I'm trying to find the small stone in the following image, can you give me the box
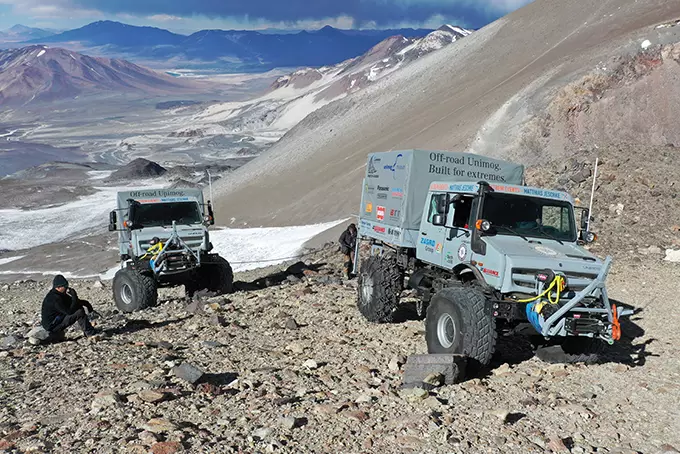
[346,410,369,422]
[129,381,153,391]
[172,362,205,384]
[401,387,429,402]
[202,341,222,349]
[1,284,9,291]
[490,409,510,423]
[659,444,680,454]
[253,427,272,440]
[186,301,204,314]
[91,390,122,411]
[363,438,374,449]
[151,441,183,454]
[355,393,373,404]
[285,317,299,330]
[548,436,569,453]
[93,280,104,289]
[279,417,298,430]
[286,343,304,354]
[143,418,177,434]
[138,390,167,403]
[388,355,406,372]
[209,315,226,327]
[396,436,424,449]
[423,373,444,387]
[303,359,319,370]
[1,335,19,349]
[138,431,158,446]
[26,326,49,343]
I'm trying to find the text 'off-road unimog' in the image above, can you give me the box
[356,150,631,370]
[108,188,233,313]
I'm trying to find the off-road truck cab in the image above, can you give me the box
[109,188,233,313]
[356,150,630,370]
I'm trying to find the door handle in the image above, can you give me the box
[421,232,427,236]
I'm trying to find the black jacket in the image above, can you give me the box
[339,229,357,254]
[41,289,93,330]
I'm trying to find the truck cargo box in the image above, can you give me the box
[358,150,524,248]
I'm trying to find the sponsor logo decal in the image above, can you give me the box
[367,156,381,177]
[458,244,467,261]
[420,238,436,247]
[482,268,499,277]
[389,209,401,219]
[383,153,407,179]
[377,185,390,191]
[391,187,404,198]
[387,227,401,238]
[376,206,386,221]
[377,193,388,200]
[364,183,375,194]
[373,226,386,234]
[365,202,373,213]
[435,243,443,253]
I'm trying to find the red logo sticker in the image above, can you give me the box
[376,206,386,221]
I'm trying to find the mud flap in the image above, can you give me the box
[401,354,467,388]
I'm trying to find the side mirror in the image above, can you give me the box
[108,211,117,232]
[432,214,446,226]
[435,194,448,214]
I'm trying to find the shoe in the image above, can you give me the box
[83,328,101,337]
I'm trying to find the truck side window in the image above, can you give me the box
[452,196,473,228]
[427,195,439,223]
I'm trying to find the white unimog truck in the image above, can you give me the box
[356,150,630,370]
[108,188,233,313]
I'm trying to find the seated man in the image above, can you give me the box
[40,275,98,342]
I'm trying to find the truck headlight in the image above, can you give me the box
[476,219,491,232]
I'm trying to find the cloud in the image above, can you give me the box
[0,0,533,28]
[148,14,182,22]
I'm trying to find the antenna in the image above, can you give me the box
[207,169,214,204]
[587,157,599,231]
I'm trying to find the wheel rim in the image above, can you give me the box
[120,283,133,306]
[437,313,456,349]
[360,273,374,307]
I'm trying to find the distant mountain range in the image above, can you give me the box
[21,20,445,70]
[0,45,195,106]
[0,24,59,43]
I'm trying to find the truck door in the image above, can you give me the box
[417,192,447,267]
[442,194,474,269]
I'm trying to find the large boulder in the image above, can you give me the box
[107,158,167,181]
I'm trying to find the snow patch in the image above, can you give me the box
[37,49,46,58]
[641,39,652,50]
[0,256,24,266]
[0,180,161,251]
[210,220,346,273]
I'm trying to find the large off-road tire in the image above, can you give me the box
[425,287,497,370]
[187,254,234,298]
[204,254,234,294]
[534,337,605,364]
[357,254,403,323]
[112,268,157,313]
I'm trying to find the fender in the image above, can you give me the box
[452,263,490,289]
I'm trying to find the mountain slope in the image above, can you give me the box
[0,45,194,105]
[211,0,680,227]
[28,21,439,69]
[170,25,472,152]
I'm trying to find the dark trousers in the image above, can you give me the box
[344,250,355,278]
[49,308,94,337]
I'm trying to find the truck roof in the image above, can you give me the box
[429,181,574,204]
[116,188,205,207]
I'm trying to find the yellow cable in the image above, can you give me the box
[516,275,566,315]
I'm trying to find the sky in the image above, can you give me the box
[0,0,534,33]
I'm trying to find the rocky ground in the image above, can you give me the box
[1,246,679,454]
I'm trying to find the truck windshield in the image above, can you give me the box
[481,193,576,242]
[132,202,202,228]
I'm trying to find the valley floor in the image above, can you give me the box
[0,248,679,453]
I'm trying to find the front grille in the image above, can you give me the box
[511,268,598,291]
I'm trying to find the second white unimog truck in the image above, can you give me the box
[355,150,631,371]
